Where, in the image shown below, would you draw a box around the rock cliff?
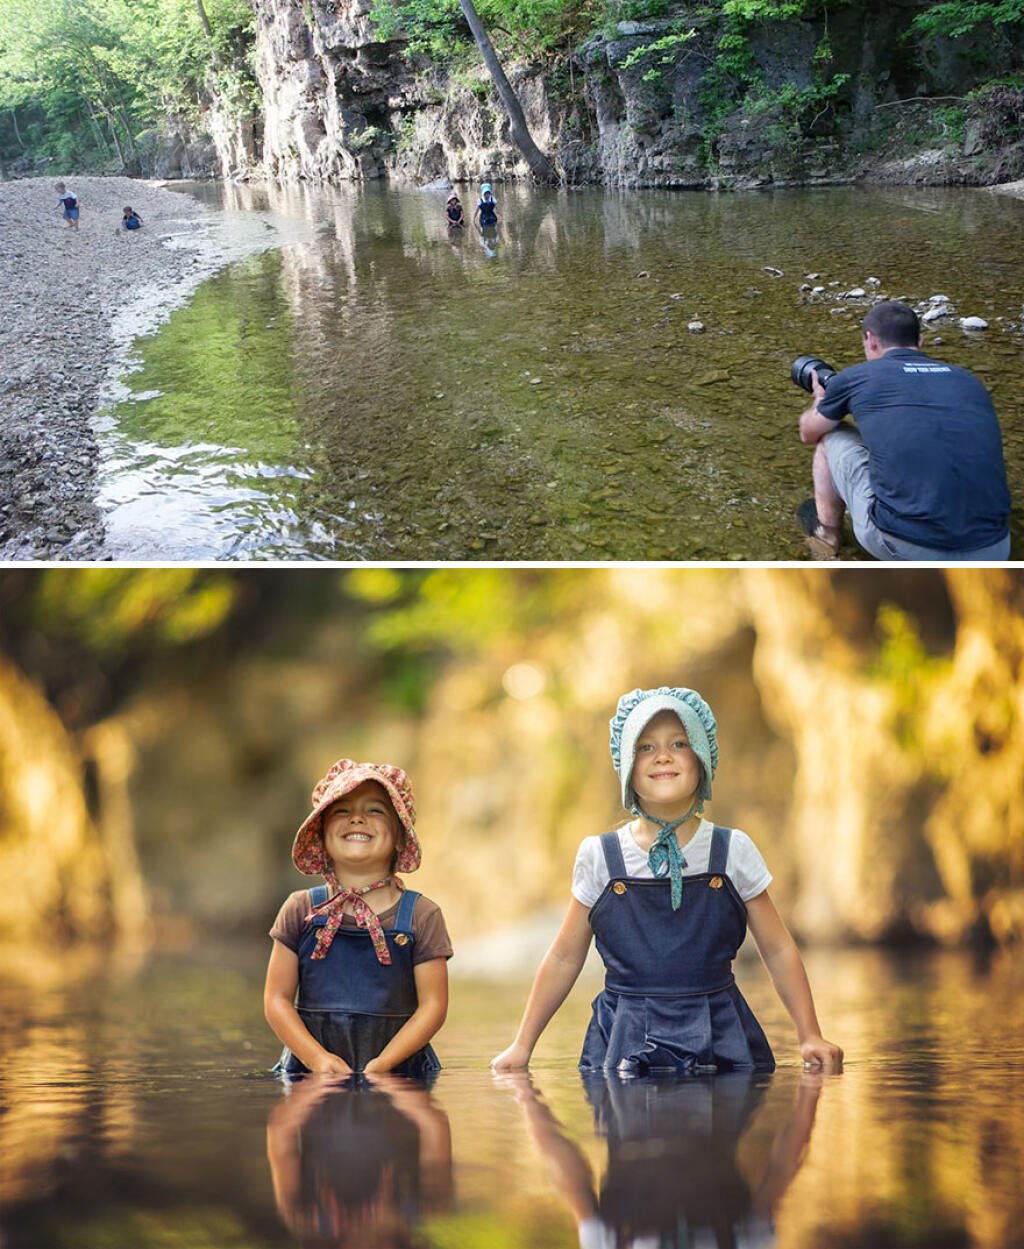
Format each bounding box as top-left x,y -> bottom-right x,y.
224,0 -> 1023,189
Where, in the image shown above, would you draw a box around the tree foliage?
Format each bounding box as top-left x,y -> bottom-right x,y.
0,0 -> 254,172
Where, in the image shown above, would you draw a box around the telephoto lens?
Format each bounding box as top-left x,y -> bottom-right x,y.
791,355 -> 837,392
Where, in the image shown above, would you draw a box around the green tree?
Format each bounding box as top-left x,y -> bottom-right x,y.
0,0 -> 254,172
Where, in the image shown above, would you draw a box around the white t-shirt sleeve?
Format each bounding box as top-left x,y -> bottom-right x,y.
727,828 -> 772,901
571,835 -> 605,908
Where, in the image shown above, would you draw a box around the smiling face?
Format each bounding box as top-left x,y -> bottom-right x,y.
630,710 -> 704,815
321,780 -> 400,878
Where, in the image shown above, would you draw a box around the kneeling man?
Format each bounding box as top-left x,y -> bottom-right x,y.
798,301 -> 1011,560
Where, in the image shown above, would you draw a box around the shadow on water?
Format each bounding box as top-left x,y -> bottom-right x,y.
2,947 -> 1023,1247
97,183 -> 1024,561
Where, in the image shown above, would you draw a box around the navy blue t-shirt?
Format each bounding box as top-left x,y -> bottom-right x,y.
817,348 -> 1010,549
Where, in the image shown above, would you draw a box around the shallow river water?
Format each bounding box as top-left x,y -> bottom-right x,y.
95,182 -> 1024,560
3,945 -> 1023,1248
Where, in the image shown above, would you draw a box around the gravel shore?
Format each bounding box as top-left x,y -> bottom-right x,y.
0,176 -> 294,560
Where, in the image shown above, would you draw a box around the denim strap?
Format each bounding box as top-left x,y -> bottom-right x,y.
394,889 -> 419,934
599,830 -> 628,878
708,825 -> 732,875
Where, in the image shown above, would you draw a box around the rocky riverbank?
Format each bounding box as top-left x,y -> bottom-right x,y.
0,176 -> 301,560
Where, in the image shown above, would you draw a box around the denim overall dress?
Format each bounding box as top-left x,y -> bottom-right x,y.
275,886 -> 441,1079
579,826 -> 775,1075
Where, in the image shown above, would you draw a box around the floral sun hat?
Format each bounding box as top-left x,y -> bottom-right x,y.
292,758 -> 421,876
609,686 -> 718,811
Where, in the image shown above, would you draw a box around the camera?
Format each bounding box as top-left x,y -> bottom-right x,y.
791,355 -> 837,392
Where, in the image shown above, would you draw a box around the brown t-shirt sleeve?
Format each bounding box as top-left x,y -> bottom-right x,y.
269,890 -> 312,952
411,895 -> 453,964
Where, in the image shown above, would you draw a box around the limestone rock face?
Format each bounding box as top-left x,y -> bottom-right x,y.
251,0 -> 555,184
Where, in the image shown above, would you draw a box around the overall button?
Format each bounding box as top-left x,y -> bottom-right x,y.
394,933 -> 410,945
612,882 -> 628,895
709,876 -> 723,889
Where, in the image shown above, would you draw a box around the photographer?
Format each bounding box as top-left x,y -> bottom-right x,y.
797,301 -> 1011,560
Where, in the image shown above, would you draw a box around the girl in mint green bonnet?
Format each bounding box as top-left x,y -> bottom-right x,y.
492,686 -> 842,1076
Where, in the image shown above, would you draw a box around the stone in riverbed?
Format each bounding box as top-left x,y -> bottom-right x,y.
959,316 -> 988,330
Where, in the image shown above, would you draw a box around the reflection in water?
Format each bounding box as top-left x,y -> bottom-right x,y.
503,1071 -> 819,1248
1,948 -> 1023,1247
97,183 -> 1024,560
266,1074 -> 453,1249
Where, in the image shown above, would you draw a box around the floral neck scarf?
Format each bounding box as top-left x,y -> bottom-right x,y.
306,872 -> 399,964
636,806 -> 697,910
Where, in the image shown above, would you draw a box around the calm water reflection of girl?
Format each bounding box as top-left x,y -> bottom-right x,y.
493,687 -> 843,1076
266,1074 -> 454,1249
501,1071 -> 822,1249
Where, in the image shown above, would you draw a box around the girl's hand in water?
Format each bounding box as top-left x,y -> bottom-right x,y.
490,1042 -> 532,1072
800,1036 -> 844,1072
309,1052 -> 352,1076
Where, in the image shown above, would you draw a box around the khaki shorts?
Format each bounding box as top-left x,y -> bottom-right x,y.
823,425 -> 1011,561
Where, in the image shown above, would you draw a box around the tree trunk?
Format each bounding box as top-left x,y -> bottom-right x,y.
194,0 -> 224,69
11,106 -> 27,150
83,98 -> 114,160
455,0 -> 558,185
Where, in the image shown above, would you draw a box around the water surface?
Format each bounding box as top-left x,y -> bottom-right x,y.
3,946 -> 1022,1247
96,183 -> 1024,560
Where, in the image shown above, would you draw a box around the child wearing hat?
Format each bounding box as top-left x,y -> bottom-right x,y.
265,758 -> 452,1078
473,184 -> 499,229
492,686 -> 842,1076
445,192 -> 464,228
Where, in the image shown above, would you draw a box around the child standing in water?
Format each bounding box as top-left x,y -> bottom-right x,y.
492,686 -> 842,1075
445,192 -> 464,228
473,183 -> 500,229
265,758 -> 452,1078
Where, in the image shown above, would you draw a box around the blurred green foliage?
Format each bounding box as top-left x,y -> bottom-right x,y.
30,569 -> 237,656
344,568 -> 583,654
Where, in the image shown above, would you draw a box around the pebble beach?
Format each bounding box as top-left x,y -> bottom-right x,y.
0,176 -> 294,560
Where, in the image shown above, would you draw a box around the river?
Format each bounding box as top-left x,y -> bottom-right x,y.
2,944 -> 1022,1248
93,182 -> 1024,560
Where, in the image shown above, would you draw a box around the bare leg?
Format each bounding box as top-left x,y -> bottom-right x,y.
811,440 -> 843,550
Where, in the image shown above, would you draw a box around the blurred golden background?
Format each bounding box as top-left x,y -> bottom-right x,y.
2,566 -> 1021,956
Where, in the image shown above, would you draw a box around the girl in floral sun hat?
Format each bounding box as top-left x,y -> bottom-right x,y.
265,758 -> 452,1079
492,686 -> 842,1077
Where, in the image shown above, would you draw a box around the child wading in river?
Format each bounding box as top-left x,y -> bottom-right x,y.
265,758 -> 452,1078
492,686 -> 843,1076
445,193 -> 464,228
473,184 -> 500,229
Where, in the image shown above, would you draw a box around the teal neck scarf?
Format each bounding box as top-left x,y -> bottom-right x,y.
635,805 -> 698,910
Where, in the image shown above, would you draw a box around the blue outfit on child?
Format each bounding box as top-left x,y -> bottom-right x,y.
275,886 -> 441,1079
579,825 -> 775,1076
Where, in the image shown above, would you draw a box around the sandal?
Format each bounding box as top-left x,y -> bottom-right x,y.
797,498 -> 840,560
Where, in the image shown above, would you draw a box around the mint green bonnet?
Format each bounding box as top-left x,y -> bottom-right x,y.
609,686 -> 719,810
